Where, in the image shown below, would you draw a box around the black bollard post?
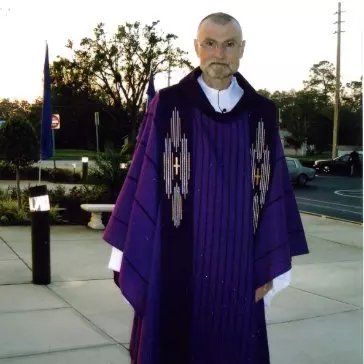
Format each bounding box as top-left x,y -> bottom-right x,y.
29,185 -> 51,285
82,157 -> 89,182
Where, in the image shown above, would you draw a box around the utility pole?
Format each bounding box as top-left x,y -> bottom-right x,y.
167,61 -> 171,87
332,2 -> 345,159
167,38 -> 171,86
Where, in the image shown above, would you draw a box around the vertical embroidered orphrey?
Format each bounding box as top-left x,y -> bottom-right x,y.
163,108 -> 191,227
251,118 -> 271,233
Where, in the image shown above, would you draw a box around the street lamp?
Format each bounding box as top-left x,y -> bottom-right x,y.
82,157 -> 89,182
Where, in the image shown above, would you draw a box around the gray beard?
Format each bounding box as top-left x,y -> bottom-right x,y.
205,64 -> 234,79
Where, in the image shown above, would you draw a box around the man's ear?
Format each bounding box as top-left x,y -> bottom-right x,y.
194,39 -> 199,57
239,40 -> 246,59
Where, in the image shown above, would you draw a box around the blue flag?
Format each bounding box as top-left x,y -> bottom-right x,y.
40,43 -> 53,160
146,73 -> 156,109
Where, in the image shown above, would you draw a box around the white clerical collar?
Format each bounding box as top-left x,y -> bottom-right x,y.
197,74 -> 244,113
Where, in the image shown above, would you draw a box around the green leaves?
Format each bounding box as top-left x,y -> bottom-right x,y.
51,20 -> 193,142
0,115 -> 38,168
258,61 -> 362,150
303,60 -> 336,103
90,148 -> 130,201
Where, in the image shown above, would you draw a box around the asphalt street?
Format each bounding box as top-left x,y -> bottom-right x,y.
3,161 -> 364,224
293,174 -> 363,223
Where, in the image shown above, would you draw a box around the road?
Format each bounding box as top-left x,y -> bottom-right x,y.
3,161 -> 363,223
293,174 -> 363,223
34,160 -> 96,172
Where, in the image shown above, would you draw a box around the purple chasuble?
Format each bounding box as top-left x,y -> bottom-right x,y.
103,67 -> 309,364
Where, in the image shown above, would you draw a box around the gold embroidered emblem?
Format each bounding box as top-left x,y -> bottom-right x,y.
251,118 -> 271,232
163,108 -> 191,227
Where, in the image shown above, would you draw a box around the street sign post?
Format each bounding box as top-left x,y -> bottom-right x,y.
95,112 -> 100,154
51,114 -> 60,169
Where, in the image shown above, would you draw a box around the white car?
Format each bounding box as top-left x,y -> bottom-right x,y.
286,157 -> 316,186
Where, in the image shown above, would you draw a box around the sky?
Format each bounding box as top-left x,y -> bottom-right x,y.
0,0 -> 362,103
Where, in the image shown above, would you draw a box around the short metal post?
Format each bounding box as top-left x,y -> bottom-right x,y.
29,185 -> 51,285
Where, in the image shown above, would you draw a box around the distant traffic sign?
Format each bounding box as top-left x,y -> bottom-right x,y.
51,114 -> 60,129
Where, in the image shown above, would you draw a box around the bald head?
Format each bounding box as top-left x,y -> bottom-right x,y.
197,12 -> 243,40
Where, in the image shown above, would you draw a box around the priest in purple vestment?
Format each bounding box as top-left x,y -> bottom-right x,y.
104,12 -> 309,364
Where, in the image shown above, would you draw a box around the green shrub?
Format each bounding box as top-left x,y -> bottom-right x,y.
0,160 -> 82,184
44,168 -> 81,183
0,183 -> 109,226
48,184 -> 109,225
0,198 -> 61,226
0,198 -> 30,225
91,149 -> 130,201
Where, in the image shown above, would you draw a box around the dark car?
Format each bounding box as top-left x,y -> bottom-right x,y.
313,153 -> 363,175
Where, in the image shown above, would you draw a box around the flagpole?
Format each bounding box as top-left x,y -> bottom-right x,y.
38,41 -> 45,185
38,159 -> 42,184
39,40 -> 45,185
39,40 -> 53,184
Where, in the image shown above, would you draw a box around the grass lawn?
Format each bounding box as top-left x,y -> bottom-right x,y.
53,149 -> 98,160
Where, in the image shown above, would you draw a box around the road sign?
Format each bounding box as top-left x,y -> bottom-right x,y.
51,114 -> 60,129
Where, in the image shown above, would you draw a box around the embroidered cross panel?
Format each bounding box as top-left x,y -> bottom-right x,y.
250,118 -> 271,233
163,108 -> 191,227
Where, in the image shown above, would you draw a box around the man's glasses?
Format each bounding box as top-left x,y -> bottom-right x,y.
199,39 -> 242,53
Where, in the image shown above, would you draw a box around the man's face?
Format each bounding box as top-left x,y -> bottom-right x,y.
194,19 -> 245,80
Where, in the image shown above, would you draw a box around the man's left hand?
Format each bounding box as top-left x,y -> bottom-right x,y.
255,281 -> 273,302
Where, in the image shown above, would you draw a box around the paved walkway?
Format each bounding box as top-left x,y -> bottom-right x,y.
0,214 -> 362,363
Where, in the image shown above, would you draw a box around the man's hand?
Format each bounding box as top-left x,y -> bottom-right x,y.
255,281 -> 273,302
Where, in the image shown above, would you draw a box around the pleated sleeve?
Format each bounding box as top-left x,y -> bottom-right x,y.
254,131 -> 309,290
103,94 -> 161,315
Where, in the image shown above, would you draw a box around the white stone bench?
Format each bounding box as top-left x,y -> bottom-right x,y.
80,204 -> 115,230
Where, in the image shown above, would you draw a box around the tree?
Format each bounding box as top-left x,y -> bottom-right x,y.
52,21 -> 193,143
27,98 -> 43,141
303,61 -> 336,104
0,99 -> 30,121
339,106 -> 362,146
0,116 -> 39,208
342,78 -> 362,113
256,89 -> 271,98
339,78 -> 362,146
281,103 -> 307,149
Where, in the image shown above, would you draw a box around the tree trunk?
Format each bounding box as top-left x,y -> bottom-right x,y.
16,166 -> 21,209
130,113 -> 137,144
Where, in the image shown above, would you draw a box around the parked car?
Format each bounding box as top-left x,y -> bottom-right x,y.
286,157 -> 316,186
313,153 -> 363,175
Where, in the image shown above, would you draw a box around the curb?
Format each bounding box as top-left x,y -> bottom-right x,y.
300,210 -> 363,226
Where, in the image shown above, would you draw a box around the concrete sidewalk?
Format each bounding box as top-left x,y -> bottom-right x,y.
0,214 -> 362,363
